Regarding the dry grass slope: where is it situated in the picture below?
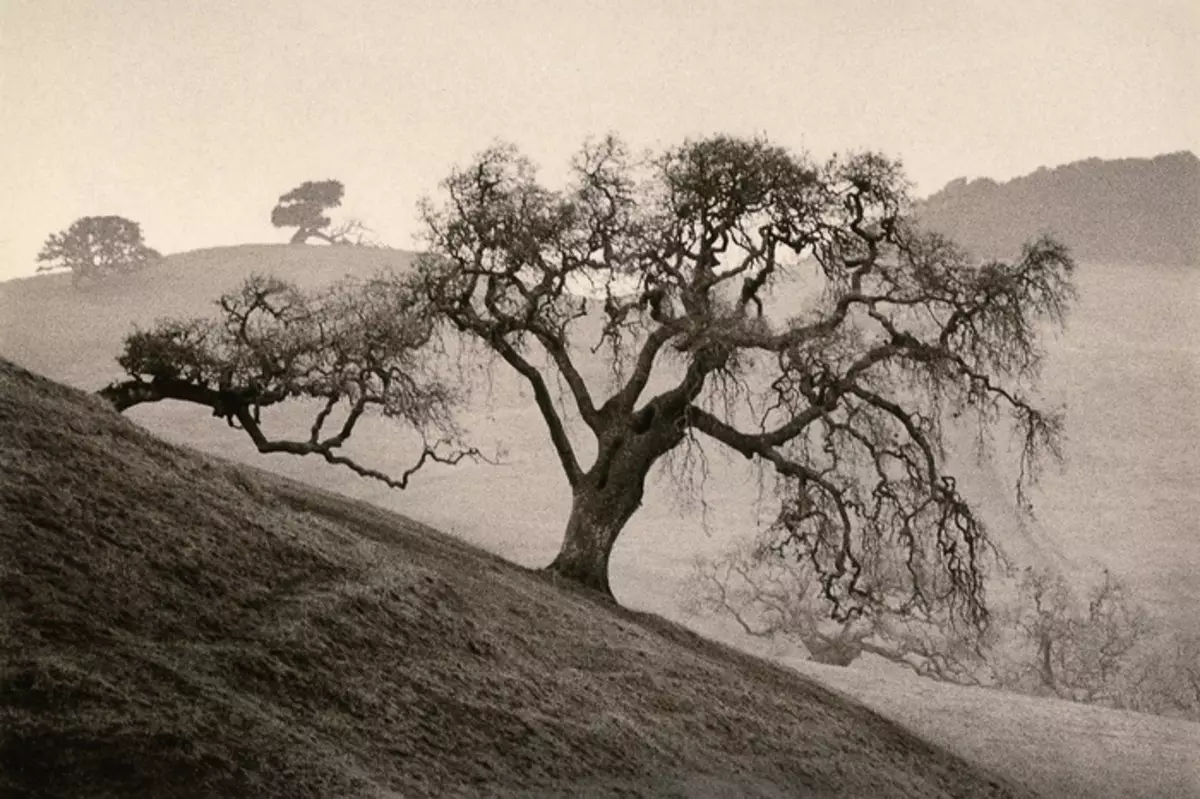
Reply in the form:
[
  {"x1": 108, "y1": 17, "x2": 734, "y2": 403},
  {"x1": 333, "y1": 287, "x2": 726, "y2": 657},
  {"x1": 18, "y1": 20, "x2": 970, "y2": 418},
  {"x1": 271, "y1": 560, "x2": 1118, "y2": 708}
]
[{"x1": 0, "y1": 359, "x2": 1028, "y2": 798}]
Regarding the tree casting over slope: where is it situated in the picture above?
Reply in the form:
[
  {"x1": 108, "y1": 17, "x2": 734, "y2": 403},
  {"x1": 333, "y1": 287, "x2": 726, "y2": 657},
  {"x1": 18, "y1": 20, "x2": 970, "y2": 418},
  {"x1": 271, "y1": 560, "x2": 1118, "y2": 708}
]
[
  {"x1": 101, "y1": 274, "x2": 480, "y2": 486},
  {"x1": 411, "y1": 134, "x2": 1075, "y2": 622},
  {"x1": 103, "y1": 134, "x2": 1075, "y2": 625},
  {"x1": 37, "y1": 215, "x2": 162, "y2": 286}
]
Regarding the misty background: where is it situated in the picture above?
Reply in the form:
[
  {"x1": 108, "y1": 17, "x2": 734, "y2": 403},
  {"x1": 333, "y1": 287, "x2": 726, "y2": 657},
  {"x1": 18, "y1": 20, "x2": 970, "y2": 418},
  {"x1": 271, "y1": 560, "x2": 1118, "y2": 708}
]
[{"x1": 2, "y1": 0, "x2": 1197, "y2": 280}]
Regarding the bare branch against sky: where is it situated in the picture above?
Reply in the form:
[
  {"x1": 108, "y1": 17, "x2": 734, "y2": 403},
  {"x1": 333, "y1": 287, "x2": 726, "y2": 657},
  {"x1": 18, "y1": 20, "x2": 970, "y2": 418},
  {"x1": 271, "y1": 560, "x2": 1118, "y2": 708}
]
[{"x1": 1, "y1": 0, "x2": 1196, "y2": 280}]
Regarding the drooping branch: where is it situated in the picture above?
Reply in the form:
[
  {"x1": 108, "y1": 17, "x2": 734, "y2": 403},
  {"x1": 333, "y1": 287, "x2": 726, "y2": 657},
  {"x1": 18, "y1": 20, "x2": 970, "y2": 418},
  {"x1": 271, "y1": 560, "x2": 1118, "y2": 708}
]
[
  {"x1": 102, "y1": 273, "x2": 482, "y2": 492},
  {"x1": 228, "y1": 402, "x2": 483, "y2": 490},
  {"x1": 684, "y1": 539, "x2": 993, "y2": 680},
  {"x1": 100, "y1": 374, "x2": 483, "y2": 490},
  {"x1": 685, "y1": 404, "x2": 870, "y2": 617}
]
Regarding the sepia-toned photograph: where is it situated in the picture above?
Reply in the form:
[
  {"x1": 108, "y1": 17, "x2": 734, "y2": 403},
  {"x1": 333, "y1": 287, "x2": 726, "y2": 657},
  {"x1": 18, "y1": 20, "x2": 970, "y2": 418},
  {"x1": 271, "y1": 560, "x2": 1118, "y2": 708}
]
[{"x1": 2, "y1": 1, "x2": 1197, "y2": 796}]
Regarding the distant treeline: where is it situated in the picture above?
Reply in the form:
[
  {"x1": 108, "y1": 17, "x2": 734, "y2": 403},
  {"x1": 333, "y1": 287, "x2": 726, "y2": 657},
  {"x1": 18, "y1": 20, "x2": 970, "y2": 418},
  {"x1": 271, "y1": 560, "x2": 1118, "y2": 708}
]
[{"x1": 918, "y1": 151, "x2": 1199, "y2": 266}]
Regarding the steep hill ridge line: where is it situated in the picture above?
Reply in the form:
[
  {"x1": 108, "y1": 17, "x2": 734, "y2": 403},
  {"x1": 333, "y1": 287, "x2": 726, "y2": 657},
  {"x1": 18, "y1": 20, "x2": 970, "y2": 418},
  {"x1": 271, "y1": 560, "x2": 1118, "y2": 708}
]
[
  {"x1": 917, "y1": 151, "x2": 1200, "y2": 266},
  {"x1": 0, "y1": 359, "x2": 1025, "y2": 797}
]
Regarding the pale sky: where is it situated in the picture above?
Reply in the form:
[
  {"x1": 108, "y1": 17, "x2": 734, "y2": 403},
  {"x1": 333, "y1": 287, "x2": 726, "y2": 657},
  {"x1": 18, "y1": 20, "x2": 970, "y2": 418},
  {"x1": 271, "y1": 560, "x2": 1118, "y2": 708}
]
[{"x1": 2, "y1": 0, "x2": 1196, "y2": 281}]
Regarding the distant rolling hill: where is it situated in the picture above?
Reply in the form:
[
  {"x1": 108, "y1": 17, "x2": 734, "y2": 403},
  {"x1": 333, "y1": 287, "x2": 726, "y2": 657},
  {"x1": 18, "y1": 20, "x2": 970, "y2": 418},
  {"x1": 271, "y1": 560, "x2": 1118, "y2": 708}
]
[
  {"x1": 1, "y1": 357, "x2": 1035, "y2": 798},
  {"x1": 918, "y1": 151, "x2": 1200, "y2": 266}
]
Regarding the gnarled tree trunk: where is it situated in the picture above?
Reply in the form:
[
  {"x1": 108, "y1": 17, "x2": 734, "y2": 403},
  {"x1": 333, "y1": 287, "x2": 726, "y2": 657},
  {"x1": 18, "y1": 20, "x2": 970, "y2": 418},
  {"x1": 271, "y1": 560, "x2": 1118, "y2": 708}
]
[
  {"x1": 290, "y1": 227, "x2": 335, "y2": 245},
  {"x1": 546, "y1": 417, "x2": 678, "y2": 597},
  {"x1": 549, "y1": 478, "x2": 644, "y2": 596}
]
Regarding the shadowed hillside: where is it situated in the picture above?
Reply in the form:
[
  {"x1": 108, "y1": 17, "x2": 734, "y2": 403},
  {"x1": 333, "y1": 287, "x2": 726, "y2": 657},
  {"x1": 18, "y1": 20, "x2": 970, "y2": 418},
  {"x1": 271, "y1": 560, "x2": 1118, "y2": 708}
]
[
  {"x1": 0, "y1": 359, "x2": 1027, "y2": 798},
  {"x1": 4, "y1": 254, "x2": 1200, "y2": 796},
  {"x1": 918, "y1": 151, "x2": 1200, "y2": 266}
]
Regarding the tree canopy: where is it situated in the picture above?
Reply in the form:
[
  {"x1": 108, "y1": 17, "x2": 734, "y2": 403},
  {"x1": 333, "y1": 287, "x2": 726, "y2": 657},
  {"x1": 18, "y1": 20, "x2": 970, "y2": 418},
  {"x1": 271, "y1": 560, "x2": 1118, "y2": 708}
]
[
  {"x1": 102, "y1": 133, "x2": 1076, "y2": 626},
  {"x1": 412, "y1": 134, "x2": 1076, "y2": 622},
  {"x1": 37, "y1": 215, "x2": 161, "y2": 285},
  {"x1": 271, "y1": 180, "x2": 345, "y2": 244}
]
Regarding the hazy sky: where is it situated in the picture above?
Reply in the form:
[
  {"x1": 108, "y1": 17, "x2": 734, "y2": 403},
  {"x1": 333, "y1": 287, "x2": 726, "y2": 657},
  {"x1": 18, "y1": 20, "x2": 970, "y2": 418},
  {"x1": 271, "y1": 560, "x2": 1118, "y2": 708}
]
[{"x1": 2, "y1": 0, "x2": 1196, "y2": 281}]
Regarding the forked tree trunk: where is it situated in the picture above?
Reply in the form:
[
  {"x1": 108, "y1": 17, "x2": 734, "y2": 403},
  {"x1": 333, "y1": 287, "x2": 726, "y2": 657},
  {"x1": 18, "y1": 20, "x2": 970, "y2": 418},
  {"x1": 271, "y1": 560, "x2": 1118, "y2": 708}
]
[
  {"x1": 547, "y1": 479, "x2": 644, "y2": 596},
  {"x1": 545, "y1": 427, "x2": 666, "y2": 597}
]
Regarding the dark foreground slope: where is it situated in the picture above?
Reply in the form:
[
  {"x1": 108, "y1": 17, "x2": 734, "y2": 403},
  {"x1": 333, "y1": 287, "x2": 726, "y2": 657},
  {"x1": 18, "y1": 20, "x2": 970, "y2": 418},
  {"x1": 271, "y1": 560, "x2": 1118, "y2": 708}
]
[{"x1": 0, "y1": 359, "x2": 1027, "y2": 798}]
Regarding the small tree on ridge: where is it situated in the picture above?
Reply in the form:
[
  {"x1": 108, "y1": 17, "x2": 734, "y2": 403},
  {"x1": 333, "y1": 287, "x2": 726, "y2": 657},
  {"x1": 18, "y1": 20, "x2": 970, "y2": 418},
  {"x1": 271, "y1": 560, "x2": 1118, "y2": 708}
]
[
  {"x1": 37, "y1": 215, "x2": 162, "y2": 285},
  {"x1": 271, "y1": 180, "x2": 345, "y2": 244}
]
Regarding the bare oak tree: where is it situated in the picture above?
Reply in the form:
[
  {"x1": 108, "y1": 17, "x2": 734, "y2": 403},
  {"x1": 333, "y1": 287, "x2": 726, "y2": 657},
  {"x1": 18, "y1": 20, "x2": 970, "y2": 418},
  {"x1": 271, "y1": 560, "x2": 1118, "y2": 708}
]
[
  {"x1": 997, "y1": 567, "x2": 1152, "y2": 704},
  {"x1": 414, "y1": 134, "x2": 1076, "y2": 619},
  {"x1": 100, "y1": 274, "x2": 480, "y2": 487}
]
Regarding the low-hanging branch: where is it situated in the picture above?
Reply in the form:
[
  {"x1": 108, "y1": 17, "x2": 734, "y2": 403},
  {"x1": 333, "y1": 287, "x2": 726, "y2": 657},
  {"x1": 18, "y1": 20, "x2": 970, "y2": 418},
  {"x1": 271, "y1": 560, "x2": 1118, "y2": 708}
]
[
  {"x1": 685, "y1": 538, "x2": 994, "y2": 683},
  {"x1": 100, "y1": 273, "x2": 483, "y2": 490},
  {"x1": 99, "y1": 374, "x2": 482, "y2": 490}
]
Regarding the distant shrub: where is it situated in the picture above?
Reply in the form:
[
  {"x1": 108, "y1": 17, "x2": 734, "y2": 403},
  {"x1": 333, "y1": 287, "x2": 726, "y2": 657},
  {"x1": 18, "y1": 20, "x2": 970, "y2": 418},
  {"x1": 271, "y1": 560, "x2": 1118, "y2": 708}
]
[
  {"x1": 271, "y1": 180, "x2": 345, "y2": 244},
  {"x1": 37, "y1": 216, "x2": 162, "y2": 286},
  {"x1": 687, "y1": 549, "x2": 1200, "y2": 722}
]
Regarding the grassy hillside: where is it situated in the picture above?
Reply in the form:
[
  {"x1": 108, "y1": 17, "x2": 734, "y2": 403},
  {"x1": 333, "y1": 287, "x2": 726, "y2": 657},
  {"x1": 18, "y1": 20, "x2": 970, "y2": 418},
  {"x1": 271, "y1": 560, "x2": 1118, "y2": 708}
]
[
  {"x1": 788, "y1": 656, "x2": 1200, "y2": 799},
  {"x1": 918, "y1": 151, "x2": 1200, "y2": 266},
  {"x1": 0, "y1": 358, "x2": 1032, "y2": 798}
]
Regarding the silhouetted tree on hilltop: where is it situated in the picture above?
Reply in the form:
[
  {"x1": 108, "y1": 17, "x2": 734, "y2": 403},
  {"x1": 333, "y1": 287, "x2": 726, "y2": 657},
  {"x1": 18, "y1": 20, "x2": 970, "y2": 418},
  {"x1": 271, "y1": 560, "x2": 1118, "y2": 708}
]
[
  {"x1": 37, "y1": 216, "x2": 162, "y2": 286},
  {"x1": 271, "y1": 180, "x2": 345, "y2": 244}
]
